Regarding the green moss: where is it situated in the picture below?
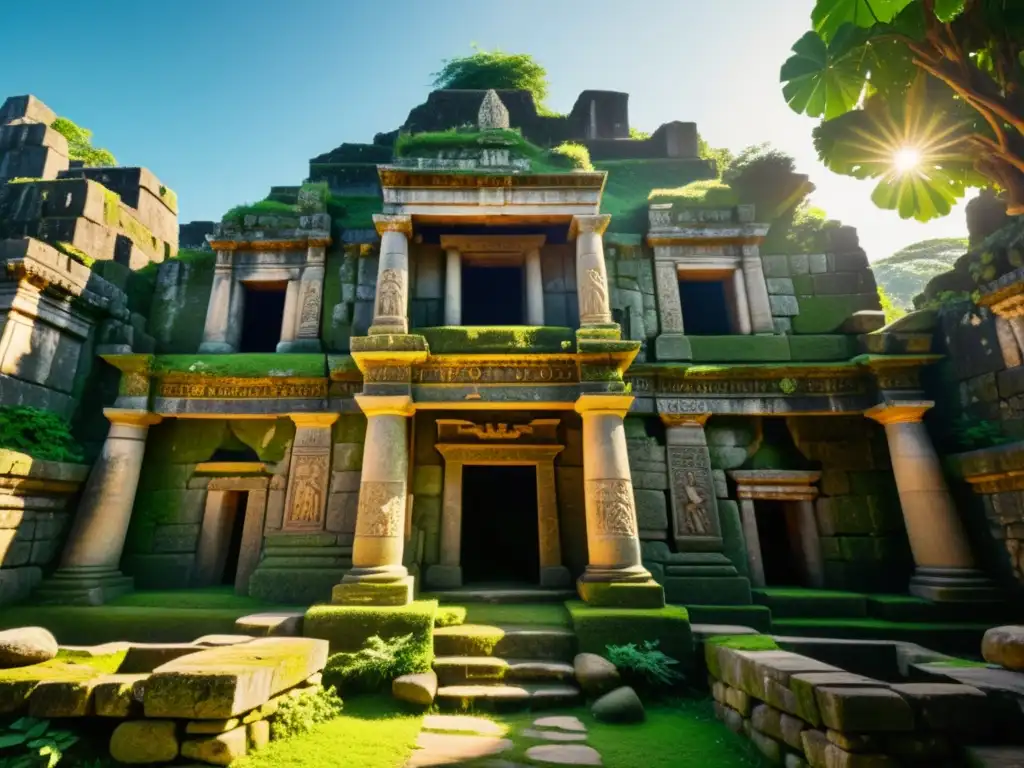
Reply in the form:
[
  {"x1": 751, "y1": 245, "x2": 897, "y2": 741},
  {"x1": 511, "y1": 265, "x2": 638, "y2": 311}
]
[
  {"x1": 596, "y1": 158, "x2": 717, "y2": 232},
  {"x1": 577, "y1": 580, "x2": 666, "y2": 608},
  {"x1": 416, "y1": 326, "x2": 575, "y2": 354},
  {"x1": 54, "y1": 240, "x2": 95, "y2": 267},
  {"x1": 303, "y1": 601, "x2": 437, "y2": 668},
  {"x1": 222, "y1": 199, "x2": 299, "y2": 224},
  {"x1": 54, "y1": 647, "x2": 129, "y2": 674},
  {"x1": 395, "y1": 128, "x2": 592, "y2": 174},
  {"x1": 152, "y1": 354, "x2": 327, "y2": 378},
  {"x1": 929, "y1": 658, "x2": 991, "y2": 668},
  {"x1": 648, "y1": 179, "x2": 738, "y2": 207},
  {"x1": 143, "y1": 419, "x2": 227, "y2": 464},
  {"x1": 434, "y1": 606, "x2": 467, "y2": 628},
  {"x1": 704, "y1": 634, "x2": 780, "y2": 652},
  {"x1": 229, "y1": 418, "x2": 296, "y2": 463},
  {"x1": 459, "y1": 603, "x2": 570, "y2": 628},
  {"x1": 566, "y1": 601, "x2": 692, "y2": 667},
  {"x1": 0, "y1": 407, "x2": 84, "y2": 463},
  {"x1": 550, "y1": 142, "x2": 593, "y2": 171},
  {"x1": 158, "y1": 184, "x2": 178, "y2": 213}
]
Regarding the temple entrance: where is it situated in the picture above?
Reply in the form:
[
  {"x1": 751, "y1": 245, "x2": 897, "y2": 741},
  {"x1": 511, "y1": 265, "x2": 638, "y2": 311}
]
[
  {"x1": 462, "y1": 265, "x2": 524, "y2": 325},
  {"x1": 679, "y1": 278, "x2": 733, "y2": 335},
  {"x1": 460, "y1": 465, "x2": 539, "y2": 584},
  {"x1": 195, "y1": 490, "x2": 249, "y2": 588},
  {"x1": 754, "y1": 500, "x2": 805, "y2": 586},
  {"x1": 239, "y1": 281, "x2": 287, "y2": 352}
]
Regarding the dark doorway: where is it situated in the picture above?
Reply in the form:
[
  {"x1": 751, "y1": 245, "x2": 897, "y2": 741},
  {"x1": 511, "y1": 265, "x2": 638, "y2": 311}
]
[
  {"x1": 221, "y1": 493, "x2": 248, "y2": 585},
  {"x1": 756, "y1": 500, "x2": 804, "y2": 586},
  {"x1": 462, "y1": 266, "x2": 524, "y2": 325},
  {"x1": 679, "y1": 279, "x2": 732, "y2": 335},
  {"x1": 240, "y1": 282, "x2": 287, "y2": 352},
  {"x1": 461, "y1": 465, "x2": 539, "y2": 583}
]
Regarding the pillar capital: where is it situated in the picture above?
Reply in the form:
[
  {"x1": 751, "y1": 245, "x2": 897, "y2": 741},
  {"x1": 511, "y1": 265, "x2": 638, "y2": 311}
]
[
  {"x1": 372, "y1": 214, "x2": 412, "y2": 238},
  {"x1": 288, "y1": 412, "x2": 340, "y2": 428},
  {"x1": 569, "y1": 214, "x2": 611, "y2": 239},
  {"x1": 865, "y1": 400, "x2": 934, "y2": 425},
  {"x1": 660, "y1": 412, "x2": 711, "y2": 428},
  {"x1": 355, "y1": 394, "x2": 415, "y2": 417},
  {"x1": 103, "y1": 408, "x2": 162, "y2": 428},
  {"x1": 574, "y1": 393, "x2": 633, "y2": 419}
]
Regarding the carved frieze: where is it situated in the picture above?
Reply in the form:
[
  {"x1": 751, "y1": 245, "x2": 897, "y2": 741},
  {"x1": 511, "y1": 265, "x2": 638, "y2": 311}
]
[
  {"x1": 658, "y1": 375, "x2": 866, "y2": 396},
  {"x1": 355, "y1": 480, "x2": 406, "y2": 537},
  {"x1": 437, "y1": 418, "x2": 560, "y2": 443},
  {"x1": 587, "y1": 479, "x2": 639, "y2": 537},
  {"x1": 363, "y1": 364, "x2": 412, "y2": 384},
  {"x1": 378, "y1": 169, "x2": 605, "y2": 190},
  {"x1": 284, "y1": 454, "x2": 329, "y2": 528},
  {"x1": 298, "y1": 281, "x2": 321, "y2": 336},
  {"x1": 654, "y1": 263, "x2": 683, "y2": 333},
  {"x1": 156, "y1": 376, "x2": 328, "y2": 399},
  {"x1": 667, "y1": 445, "x2": 720, "y2": 538},
  {"x1": 414, "y1": 360, "x2": 577, "y2": 385}
]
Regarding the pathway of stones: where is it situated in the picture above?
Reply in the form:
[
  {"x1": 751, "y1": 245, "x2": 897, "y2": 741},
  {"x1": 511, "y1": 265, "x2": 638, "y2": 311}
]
[{"x1": 404, "y1": 713, "x2": 604, "y2": 767}]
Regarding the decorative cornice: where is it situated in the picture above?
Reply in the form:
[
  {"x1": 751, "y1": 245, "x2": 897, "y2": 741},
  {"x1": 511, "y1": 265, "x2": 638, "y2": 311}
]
[
  {"x1": 289, "y1": 413, "x2": 340, "y2": 428},
  {"x1": 355, "y1": 394, "x2": 415, "y2": 417},
  {"x1": 647, "y1": 234, "x2": 766, "y2": 247},
  {"x1": 569, "y1": 214, "x2": 611, "y2": 239},
  {"x1": 660, "y1": 412, "x2": 711, "y2": 427},
  {"x1": 864, "y1": 400, "x2": 934, "y2": 425},
  {"x1": 372, "y1": 214, "x2": 413, "y2": 237},
  {"x1": 378, "y1": 167, "x2": 606, "y2": 190},
  {"x1": 208, "y1": 238, "x2": 331, "y2": 252},
  {"x1": 156, "y1": 376, "x2": 328, "y2": 400},
  {"x1": 104, "y1": 408, "x2": 162, "y2": 427},
  {"x1": 574, "y1": 393, "x2": 634, "y2": 418}
]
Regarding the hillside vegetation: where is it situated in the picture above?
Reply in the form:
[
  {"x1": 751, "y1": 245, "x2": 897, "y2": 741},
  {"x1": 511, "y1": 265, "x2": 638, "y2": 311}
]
[{"x1": 872, "y1": 238, "x2": 968, "y2": 309}]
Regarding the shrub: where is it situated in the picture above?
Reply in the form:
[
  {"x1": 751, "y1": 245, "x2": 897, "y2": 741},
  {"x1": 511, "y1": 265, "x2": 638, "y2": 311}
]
[
  {"x1": 723, "y1": 143, "x2": 810, "y2": 218},
  {"x1": 322, "y1": 634, "x2": 425, "y2": 694},
  {"x1": 268, "y1": 687, "x2": 344, "y2": 740},
  {"x1": 50, "y1": 117, "x2": 116, "y2": 168},
  {"x1": 549, "y1": 142, "x2": 593, "y2": 171},
  {"x1": 0, "y1": 716, "x2": 80, "y2": 767},
  {"x1": 432, "y1": 47, "x2": 551, "y2": 111},
  {"x1": 606, "y1": 641, "x2": 684, "y2": 691},
  {"x1": 0, "y1": 407, "x2": 83, "y2": 463},
  {"x1": 648, "y1": 179, "x2": 738, "y2": 207},
  {"x1": 434, "y1": 607, "x2": 466, "y2": 628}
]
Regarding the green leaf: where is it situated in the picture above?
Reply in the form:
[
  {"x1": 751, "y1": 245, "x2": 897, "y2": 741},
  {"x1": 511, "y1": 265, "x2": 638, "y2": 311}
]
[
  {"x1": 7, "y1": 720, "x2": 38, "y2": 734},
  {"x1": 933, "y1": 0, "x2": 966, "y2": 22},
  {"x1": 870, "y1": 165, "x2": 964, "y2": 221},
  {"x1": 0, "y1": 734, "x2": 27, "y2": 749},
  {"x1": 22, "y1": 722, "x2": 48, "y2": 741},
  {"x1": 781, "y1": 31, "x2": 869, "y2": 118},
  {"x1": 812, "y1": 0, "x2": 915, "y2": 42}
]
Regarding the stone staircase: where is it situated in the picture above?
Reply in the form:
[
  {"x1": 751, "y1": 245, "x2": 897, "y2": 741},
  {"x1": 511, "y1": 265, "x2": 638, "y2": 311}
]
[{"x1": 431, "y1": 623, "x2": 580, "y2": 711}]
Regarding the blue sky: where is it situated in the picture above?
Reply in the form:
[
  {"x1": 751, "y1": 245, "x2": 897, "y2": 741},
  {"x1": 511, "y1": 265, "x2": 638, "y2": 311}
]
[{"x1": 0, "y1": 0, "x2": 971, "y2": 261}]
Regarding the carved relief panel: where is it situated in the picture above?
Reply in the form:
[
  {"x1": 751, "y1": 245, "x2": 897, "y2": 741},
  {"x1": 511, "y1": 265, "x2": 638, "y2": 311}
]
[
  {"x1": 282, "y1": 422, "x2": 332, "y2": 530},
  {"x1": 666, "y1": 445, "x2": 721, "y2": 545}
]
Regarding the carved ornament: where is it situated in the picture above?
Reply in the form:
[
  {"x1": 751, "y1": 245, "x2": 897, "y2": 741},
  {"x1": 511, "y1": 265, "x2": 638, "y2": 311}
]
[
  {"x1": 569, "y1": 214, "x2": 611, "y2": 238},
  {"x1": 156, "y1": 376, "x2": 328, "y2": 399},
  {"x1": 208, "y1": 238, "x2": 331, "y2": 252},
  {"x1": 667, "y1": 447, "x2": 719, "y2": 537},
  {"x1": 413, "y1": 358, "x2": 577, "y2": 385},
  {"x1": 437, "y1": 418, "x2": 560, "y2": 443},
  {"x1": 587, "y1": 479, "x2": 638, "y2": 537},
  {"x1": 372, "y1": 214, "x2": 413, "y2": 237},
  {"x1": 378, "y1": 168, "x2": 606, "y2": 191},
  {"x1": 355, "y1": 480, "x2": 407, "y2": 537}
]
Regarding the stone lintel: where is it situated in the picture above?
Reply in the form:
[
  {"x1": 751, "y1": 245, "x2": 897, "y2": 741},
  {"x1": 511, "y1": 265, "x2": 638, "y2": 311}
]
[
  {"x1": 436, "y1": 418, "x2": 561, "y2": 444},
  {"x1": 103, "y1": 408, "x2": 162, "y2": 427},
  {"x1": 729, "y1": 470, "x2": 821, "y2": 501},
  {"x1": 354, "y1": 394, "x2": 415, "y2": 417},
  {"x1": 660, "y1": 412, "x2": 711, "y2": 427},
  {"x1": 100, "y1": 353, "x2": 155, "y2": 376},
  {"x1": 646, "y1": 223, "x2": 770, "y2": 248},
  {"x1": 568, "y1": 214, "x2": 611, "y2": 239},
  {"x1": 195, "y1": 461, "x2": 268, "y2": 475},
  {"x1": 439, "y1": 234, "x2": 546, "y2": 254},
  {"x1": 864, "y1": 400, "x2": 934, "y2": 425},
  {"x1": 208, "y1": 236, "x2": 331, "y2": 252},
  {"x1": 288, "y1": 413, "x2": 339, "y2": 429},
  {"x1": 574, "y1": 393, "x2": 633, "y2": 418},
  {"x1": 372, "y1": 214, "x2": 413, "y2": 237}
]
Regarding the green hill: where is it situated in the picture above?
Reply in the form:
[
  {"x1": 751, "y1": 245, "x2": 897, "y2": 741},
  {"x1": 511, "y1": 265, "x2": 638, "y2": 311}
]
[{"x1": 872, "y1": 237, "x2": 968, "y2": 309}]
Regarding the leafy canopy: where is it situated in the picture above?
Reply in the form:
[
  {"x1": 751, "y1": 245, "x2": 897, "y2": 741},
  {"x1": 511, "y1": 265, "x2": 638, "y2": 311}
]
[
  {"x1": 432, "y1": 47, "x2": 552, "y2": 112},
  {"x1": 781, "y1": 0, "x2": 1024, "y2": 221},
  {"x1": 50, "y1": 117, "x2": 116, "y2": 167}
]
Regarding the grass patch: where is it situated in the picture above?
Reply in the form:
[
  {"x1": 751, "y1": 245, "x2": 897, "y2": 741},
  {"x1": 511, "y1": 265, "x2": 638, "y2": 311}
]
[
  {"x1": 416, "y1": 326, "x2": 575, "y2": 354},
  {"x1": 597, "y1": 158, "x2": 717, "y2": 232},
  {"x1": 460, "y1": 602, "x2": 571, "y2": 628},
  {"x1": 235, "y1": 695, "x2": 422, "y2": 768},
  {"x1": 109, "y1": 587, "x2": 279, "y2": 611},
  {"x1": 929, "y1": 658, "x2": 992, "y2": 668},
  {"x1": 567, "y1": 601, "x2": 692, "y2": 668},
  {"x1": 326, "y1": 194, "x2": 383, "y2": 230},
  {"x1": 705, "y1": 634, "x2": 780, "y2": 652},
  {"x1": 434, "y1": 606, "x2": 467, "y2": 627},
  {"x1": 223, "y1": 199, "x2": 298, "y2": 224},
  {"x1": 754, "y1": 587, "x2": 865, "y2": 599},
  {"x1": 151, "y1": 353, "x2": 327, "y2": 378},
  {"x1": 648, "y1": 179, "x2": 738, "y2": 207}
]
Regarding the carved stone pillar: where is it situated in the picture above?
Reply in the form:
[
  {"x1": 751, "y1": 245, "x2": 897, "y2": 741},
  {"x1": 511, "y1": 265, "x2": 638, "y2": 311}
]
[
  {"x1": 278, "y1": 279, "x2": 301, "y2": 348},
  {"x1": 445, "y1": 247, "x2": 462, "y2": 326},
  {"x1": 225, "y1": 276, "x2": 246, "y2": 352},
  {"x1": 654, "y1": 259, "x2": 690, "y2": 361},
  {"x1": 38, "y1": 409, "x2": 161, "y2": 604},
  {"x1": 571, "y1": 215, "x2": 613, "y2": 327},
  {"x1": 291, "y1": 242, "x2": 327, "y2": 352},
  {"x1": 370, "y1": 214, "x2": 412, "y2": 335},
  {"x1": 282, "y1": 413, "x2": 338, "y2": 531},
  {"x1": 995, "y1": 316, "x2": 1023, "y2": 368},
  {"x1": 662, "y1": 413, "x2": 722, "y2": 551},
  {"x1": 525, "y1": 247, "x2": 545, "y2": 325},
  {"x1": 866, "y1": 401, "x2": 998, "y2": 601},
  {"x1": 732, "y1": 268, "x2": 753, "y2": 335},
  {"x1": 335, "y1": 395, "x2": 415, "y2": 605},
  {"x1": 741, "y1": 244, "x2": 775, "y2": 334},
  {"x1": 575, "y1": 394, "x2": 664, "y2": 607},
  {"x1": 199, "y1": 250, "x2": 237, "y2": 353}
]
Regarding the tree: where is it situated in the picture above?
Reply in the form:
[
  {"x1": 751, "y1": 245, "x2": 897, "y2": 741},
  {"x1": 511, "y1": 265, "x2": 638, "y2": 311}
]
[
  {"x1": 697, "y1": 134, "x2": 734, "y2": 177},
  {"x1": 432, "y1": 47, "x2": 551, "y2": 112},
  {"x1": 723, "y1": 144, "x2": 814, "y2": 219},
  {"x1": 781, "y1": 0, "x2": 1024, "y2": 221},
  {"x1": 51, "y1": 117, "x2": 116, "y2": 167}
]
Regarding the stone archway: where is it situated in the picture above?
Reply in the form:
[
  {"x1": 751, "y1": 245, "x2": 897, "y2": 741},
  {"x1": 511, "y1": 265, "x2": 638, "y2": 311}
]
[{"x1": 424, "y1": 435, "x2": 570, "y2": 590}]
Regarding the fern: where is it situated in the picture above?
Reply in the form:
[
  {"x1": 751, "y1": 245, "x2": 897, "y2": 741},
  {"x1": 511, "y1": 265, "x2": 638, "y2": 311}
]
[
  {"x1": 268, "y1": 687, "x2": 343, "y2": 741},
  {"x1": 605, "y1": 641, "x2": 684, "y2": 689},
  {"x1": 0, "y1": 407, "x2": 83, "y2": 463},
  {"x1": 322, "y1": 634, "x2": 424, "y2": 694}
]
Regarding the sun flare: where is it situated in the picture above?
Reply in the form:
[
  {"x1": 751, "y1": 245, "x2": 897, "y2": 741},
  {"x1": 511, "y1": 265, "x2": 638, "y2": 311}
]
[{"x1": 893, "y1": 146, "x2": 922, "y2": 173}]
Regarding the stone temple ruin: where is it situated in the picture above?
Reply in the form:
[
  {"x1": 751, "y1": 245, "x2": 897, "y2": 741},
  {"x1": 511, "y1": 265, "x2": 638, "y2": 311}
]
[{"x1": 1, "y1": 88, "x2": 1024, "y2": 766}]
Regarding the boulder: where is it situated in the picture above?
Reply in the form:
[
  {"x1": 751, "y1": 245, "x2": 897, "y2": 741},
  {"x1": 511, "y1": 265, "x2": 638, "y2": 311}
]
[
  {"x1": 0, "y1": 627, "x2": 57, "y2": 668},
  {"x1": 392, "y1": 670, "x2": 438, "y2": 707},
  {"x1": 591, "y1": 685, "x2": 645, "y2": 723},
  {"x1": 573, "y1": 653, "x2": 620, "y2": 697},
  {"x1": 982, "y1": 626, "x2": 1024, "y2": 671},
  {"x1": 109, "y1": 720, "x2": 179, "y2": 764},
  {"x1": 181, "y1": 725, "x2": 248, "y2": 765}
]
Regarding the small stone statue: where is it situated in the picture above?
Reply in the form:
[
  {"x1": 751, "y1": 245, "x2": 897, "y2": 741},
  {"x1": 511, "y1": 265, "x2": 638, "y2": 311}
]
[{"x1": 478, "y1": 90, "x2": 510, "y2": 130}]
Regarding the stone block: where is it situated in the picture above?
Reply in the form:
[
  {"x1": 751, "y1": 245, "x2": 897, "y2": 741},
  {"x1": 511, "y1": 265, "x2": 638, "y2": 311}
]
[
  {"x1": 138, "y1": 489, "x2": 208, "y2": 526},
  {"x1": 749, "y1": 727, "x2": 782, "y2": 764},
  {"x1": 332, "y1": 442, "x2": 363, "y2": 471},
  {"x1": 633, "y1": 489, "x2": 668, "y2": 531},
  {"x1": 94, "y1": 674, "x2": 147, "y2": 717},
  {"x1": 414, "y1": 250, "x2": 443, "y2": 299},
  {"x1": 822, "y1": 745, "x2": 896, "y2": 767},
  {"x1": 632, "y1": 470, "x2": 668, "y2": 491},
  {"x1": 789, "y1": 335, "x2": 856, "y2": 362},
  {"x1": 770, "y1": 295, "x2": 801, "y2": 316},
  {"x1": 0, "y1": 95, "x2": 57, "y2": 126},
  {"x1": 325, "y1": 492, "x2": 358, "y2": 534},
  {"x1": 767, "y1": 278, "x2": 795, "y2": 295},
  {"x1": 144, "y1": 638, "x2": 328, "y2": 719},
  {"x1": 655, "y1": 334, "x2": 691, "y2": 361},
  {"x1": 788, "y1": 254, "x2": 810, "y2": 275},
  {"x1": 889, "y1": 682, "x2": 990, "y2": 737},
  {"x1": 110, "y1": 720, "x2": 180, "y2": 764},
  {"x1": 0, "y1": 566, "x2": 42, "y2": 604},
  {"x1": 792, "y1": 295, "x2": 881, "y2": 334},
  {"x1": 330, "y1": 470, "x2": 361, "y2": 493},
  {"x1": 181, "y1": 725, "x2": 248, "y2": 766},
  {"x1": 413, "y1": 465, "x2": 443, "y2": 496},
  {"x1": 821, "y1": 471, "x2": 850, "y2": 496},
  {"x1": 689, "y1": 334, "x2": 791, "y2": 362},
  {"x1": 663, "y1": 576, "x2": 751, "y2": 605},
  {"x1": 152, "y1": 523, "x2": 200, "y2": 554},
  {"x1": 248, "y1": 719, "x2": 270, "y2": 750},
  {"x1": 28, "y1": 675, "x2": 106, "y2": 717},
  {"x1": 814, "y1": 686, "x2": 913, "y2": 733},
  {"x1": 762, "y1": 255, "x2": 790, "y2": 278},
  {"x1": 544, "y1": 292, "x2": 569, "y2": 327},
  {"x1": 264, "y1": 490, "x2": 285, "y2": 532}
]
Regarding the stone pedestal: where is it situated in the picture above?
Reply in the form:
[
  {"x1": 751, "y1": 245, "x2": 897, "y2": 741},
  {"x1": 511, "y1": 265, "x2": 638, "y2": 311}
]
[
  {"x1": 866, "y1": 401, "x2": 999, "y2": 601},
  {"x1": 525, "y1": 247, "x2": 545, "y2": 325},
  {"x1": 444, "y1": 248, "x2": 461, "y2": 326},
  {"x1": 36, "y1": 409, "x2": 160, "y2": 605},
  {"x1": 575, "y1": 394, "x2": 663, "y2": 607},
  {"x1": 369, "y1": 215, "x2": 412, "y2": 336},
  {"x1": 334, "y1": 395, "x2": 414, "y2": 605},
  {"x1": 571, "y1": 215, "x2": 613, "y2": 327}
]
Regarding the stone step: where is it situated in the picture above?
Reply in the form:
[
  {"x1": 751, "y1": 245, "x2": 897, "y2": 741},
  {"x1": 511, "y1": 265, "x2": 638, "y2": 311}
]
[
  {"x1": 433, "y1": 656, "x2": 575, "y2": 686},
  {"x1": 429, "y1": 588, "x2": 577, "y2": 604},
  {"x1": 433, "y1": 625, "x2": 576, "y2": 662},
  {"x1": 436, "y1": 683, "x2": 581, "y2": 712}
]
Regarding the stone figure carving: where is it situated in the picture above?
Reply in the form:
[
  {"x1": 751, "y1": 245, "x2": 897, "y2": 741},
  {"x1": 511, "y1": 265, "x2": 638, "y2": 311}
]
[
  {"x1": 288, "y1": 454, "x2": 328, "y2": 523},
  {"x1": 376, "y1": 268, "x2": 402, "y2": 318},
  {"x1": 478, "y1": 89, "x2": 510, "y2": 130},
  {"x1": 682, "y1": 471, "x2": 713, "y2": 535},
  {"x1": 588, "y1": 479, "x2": 638, "y2": 537},
  {"x1": 356, "y1": 481, "x2": 406, "y2": 537},
  {"x1": 299, "y1": 283, "x2": 320, "y2": 327},
  {"x1": 582, "y1": 267, "x2": 608, "y2": 319}
]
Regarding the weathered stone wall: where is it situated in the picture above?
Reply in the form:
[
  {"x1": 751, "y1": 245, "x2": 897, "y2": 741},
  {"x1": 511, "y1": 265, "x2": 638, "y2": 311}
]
[
  {"x1": 606, "y1": 239, "x2": 657, "y2": 360},
  {"x1": 409, "y1": 244, "x2": 444, "y2": 328},
  {"x1": 0, "y1": 96, "x2": 68, "y2": 184},
  {"x1": 540, "y1": 244, "x2": 579, "y2": 329},
  {"x1": 147, "y1": 252, "x2": 215, "y2": 353}
]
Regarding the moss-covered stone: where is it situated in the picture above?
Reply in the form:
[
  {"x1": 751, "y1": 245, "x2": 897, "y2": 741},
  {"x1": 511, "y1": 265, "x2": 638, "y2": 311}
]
[
  {"x1": 94, "y1": 673, "x2": 147, "y2": 717},
  {"x1": 567, "y1": 601, "x2": 692, "y2": 667},
  {"x1": 230, "y1": 418, "x2": 295, "y2": 462},
  {"x1": 181, "y1": 725, "x2": 248, "y2": 765},
  {"x1": 787, "y1": 335, "x2": 857, "y2": 361},
  {"x1": 303, "y1": 601, "x2": 436, "y2": 665},
  {"x1": 0, "y1": 659, "x2": 107, "y2": 714},
  {"x1": 576, "y1": 579, "x2": 666, "y2": 608},
  {"x1": 152, "y1": 354, "x2": 327, "y2": 379},
  {"x1": 791, "y1": 295, "x2": 881, "y2": 334},
  {"x1": 416, "y1": 326, "x2": 575, "y2": 354},
  {"x1": 110, "y1": 720, "x2": 180, "y2": 764},
  {"x1": 688, "y1": 335, "x2": 791, "y2": 363},
  {"x1": 333, "y1": 413, "x2": 367, "y2": 444}
]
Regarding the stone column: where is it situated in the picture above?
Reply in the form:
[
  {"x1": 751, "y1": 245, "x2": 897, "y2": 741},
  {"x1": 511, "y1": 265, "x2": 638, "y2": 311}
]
[
  {"x1": 995, "y1": 316, "x2": 1023, "y2": 368},
  {"x1": 277, "y1": 280, "x2": 301, "y2": 349},
  {"x1": 282, "y1": 413, "x2": 338, "y2": 531},
  {"x1": 732, "y1": 268, "x2": 753, "y2": 335},
  {"x1": 795, "y1": 499, "x2": 825, "y2": 588},
  {"x1": 536, "y1": 458, "x2": 571, "y2": 587},
  {"x1": 425, "y1": 459, "x2": 463, "y2": 588},
  {"x1": 199, "y1": 250, "x2": 237, "y2": 353},
  {"x1": 866, "y1": 401, "x2": 998, "y2": 601},
  {"x1": 444, "y1": 247, "x2": 462, "y2": 326},
  {"x1": 294, "y1": 243, "x2": 327, "y2": 350},
  {"x1": 575, "y1": 394, "x2": 664, "y2": 607},
  {"x1": 572, "y1": 215, "x2": 613, "y2": 327},
  {"x1": 741, "y1": 244, "x2": 775, "y2": 334},
  {"x1": 738, "y1": 499, "x2": 765, "y2": 588},
  {"x1": 39, "y1": 409, "x2": 161, "y2": 604},
  {"x1": 335, "y1": 395, "x2": 415, "y2": 605},
  {"x1": 663, "y1": 414, "x2": 722, "y2": 551},
  {"x1": 370, "y1": 215, "x2": 412, "y2": 335},
  {"x1": 525, "y1": 247, "x2": 545, "y2": 325},
  {"x1": 224, "y1": 276, "x2": 246, "y2": 352},
  {"x1": 654, "y1": 258, "x2": 690, "y2": 360}
]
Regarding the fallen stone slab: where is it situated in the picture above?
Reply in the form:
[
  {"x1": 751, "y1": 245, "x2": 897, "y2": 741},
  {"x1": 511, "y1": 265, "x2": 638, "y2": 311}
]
[
  {"x1": 422, "y1": 714, "x2": 504, "y2": 736},
  {"x1": 890, "y1": 681, "x2": 990, "y2": 738},
  {"x1": 94, "y1": 674, "x2": 147, "y2": 717},
  {"x1": 534, "y1": 715, "x2": 587, "y2": 732},
  {"x1": 119, "y1": 643, "x2": 204, "y2": 674},
  {"x1": 109, "y1": 720, "x2": 179, "y2": 764},
  {"x1": 235, "y1": 611, "x2": 304, "y2": 637},
  {"x1": 0, "y1": 659, "x2": 103, "y2": 714},
  {"x1": 0, "y1": 627, "x2": 57, "y2": 669},
  {"x1": 181, "y1": 725, "x2": 248, "y2": 765},
  {"x1": 525, "y1": 744, "x2": 602, "y2": 766},
  {"x1": 814, "y1": 686, "x2": 914, "y2": 733},
  {"x1": 29, "y1": 675, "x2": 107, "y2": 717},
  {"x1": 393, "y1": 670, "x2": 438, "y2": 707},
  {"x1": 144, "y1": 637, "x2": 328, "y2": 719},
  {"x1": 983, "y1": 626, "x2": 1024, "y2": 672}
]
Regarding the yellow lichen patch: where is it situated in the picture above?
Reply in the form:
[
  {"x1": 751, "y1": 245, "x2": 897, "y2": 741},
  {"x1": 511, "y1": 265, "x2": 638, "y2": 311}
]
[{"x1": 0, "y1": 659, "x2": 107, "y2": 715}]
